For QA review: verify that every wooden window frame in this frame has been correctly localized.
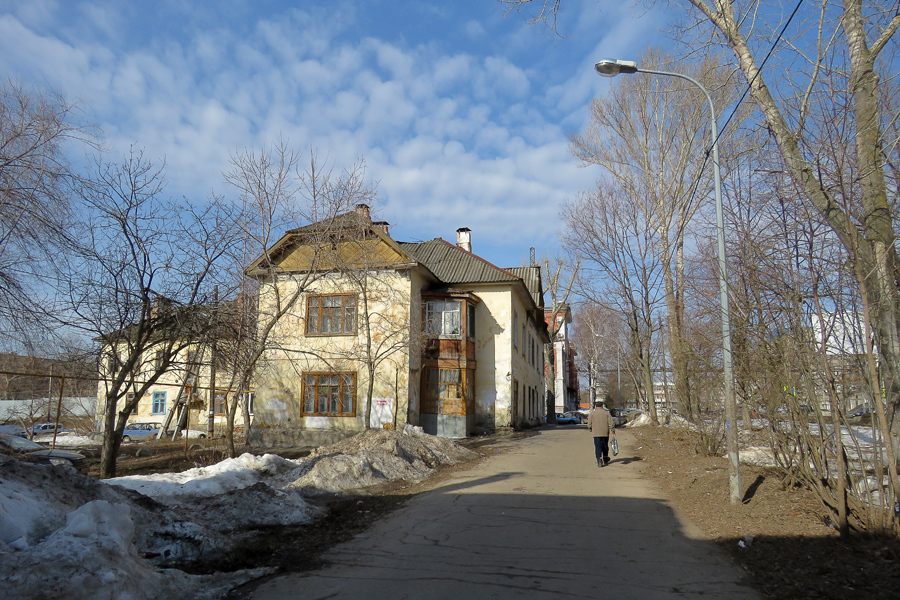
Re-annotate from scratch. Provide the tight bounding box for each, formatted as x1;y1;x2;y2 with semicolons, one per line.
213;390;227;415
302;372;357;416
422;368;464;414
425;299;462;338
305;294;358;336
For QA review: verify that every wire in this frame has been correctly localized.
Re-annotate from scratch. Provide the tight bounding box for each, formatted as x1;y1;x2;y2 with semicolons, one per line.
677;0;806;233
715;0;806;147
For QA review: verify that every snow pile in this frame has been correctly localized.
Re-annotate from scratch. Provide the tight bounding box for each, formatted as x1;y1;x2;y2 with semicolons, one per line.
1;427;477;600
33;433;96;448
2;499;257;600
627;412;654;428
288;425;478;494
739;446;778;467
109;452;306;497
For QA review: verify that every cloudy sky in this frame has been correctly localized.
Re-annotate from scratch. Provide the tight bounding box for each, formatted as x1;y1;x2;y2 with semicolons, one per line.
0;0;669;268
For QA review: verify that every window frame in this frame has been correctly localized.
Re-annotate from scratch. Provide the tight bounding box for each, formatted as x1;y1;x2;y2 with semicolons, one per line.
301;372;357;417
425;299;462;338
305;293;358;336
151;391;167;415
213;390;227;415
422;367;465;414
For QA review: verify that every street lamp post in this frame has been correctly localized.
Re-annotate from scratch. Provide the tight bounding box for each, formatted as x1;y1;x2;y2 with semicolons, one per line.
593;58;742;504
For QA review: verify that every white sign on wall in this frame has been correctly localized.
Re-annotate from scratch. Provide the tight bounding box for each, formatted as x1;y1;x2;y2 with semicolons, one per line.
369;397;394;429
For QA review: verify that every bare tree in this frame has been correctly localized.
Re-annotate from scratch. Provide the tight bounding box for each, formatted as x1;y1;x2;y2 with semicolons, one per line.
563;181;664;422
569;49;741;421
213;147;371;456
0;81;95;349
55;150;236;478
541;255;578;418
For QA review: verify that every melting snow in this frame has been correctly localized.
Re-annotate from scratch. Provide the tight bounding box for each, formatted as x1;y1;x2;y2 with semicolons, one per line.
1;424;477;600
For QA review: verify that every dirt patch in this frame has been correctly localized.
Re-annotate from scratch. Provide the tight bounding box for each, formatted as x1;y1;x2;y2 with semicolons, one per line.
630;426;900;600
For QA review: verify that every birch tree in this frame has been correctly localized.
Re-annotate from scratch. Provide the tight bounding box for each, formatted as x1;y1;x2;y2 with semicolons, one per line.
569;49;740;421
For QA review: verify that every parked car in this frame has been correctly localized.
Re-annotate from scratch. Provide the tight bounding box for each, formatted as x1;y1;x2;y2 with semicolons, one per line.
121;422;164;442
0;424;27;437
555;413;580;425
563;411;586;424
608;408;629;427
847;405;875;420
27;422;69;437
0;434;85;466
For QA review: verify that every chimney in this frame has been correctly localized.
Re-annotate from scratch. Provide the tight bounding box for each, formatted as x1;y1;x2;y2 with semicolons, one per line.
355;204;371;222
373;221;390;235
456;227;472;253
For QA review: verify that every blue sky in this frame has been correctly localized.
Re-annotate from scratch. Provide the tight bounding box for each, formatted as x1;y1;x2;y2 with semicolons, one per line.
0;0;668;268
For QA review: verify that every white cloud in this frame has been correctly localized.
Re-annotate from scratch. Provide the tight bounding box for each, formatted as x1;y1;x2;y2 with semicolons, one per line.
0;0;667;265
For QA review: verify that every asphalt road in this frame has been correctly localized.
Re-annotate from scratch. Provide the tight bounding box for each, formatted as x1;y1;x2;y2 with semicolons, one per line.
246;426;761;599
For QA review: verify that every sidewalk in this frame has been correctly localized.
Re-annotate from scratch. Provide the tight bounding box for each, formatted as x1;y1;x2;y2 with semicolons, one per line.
245;427;762;599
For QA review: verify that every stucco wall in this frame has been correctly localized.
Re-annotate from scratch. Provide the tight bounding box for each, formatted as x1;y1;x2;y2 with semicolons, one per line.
252;269;414;437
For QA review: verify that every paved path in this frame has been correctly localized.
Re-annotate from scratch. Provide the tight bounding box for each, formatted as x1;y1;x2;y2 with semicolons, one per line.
247;427;761;599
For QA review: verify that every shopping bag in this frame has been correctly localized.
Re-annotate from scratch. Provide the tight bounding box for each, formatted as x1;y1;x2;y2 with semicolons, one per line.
610;437;619;456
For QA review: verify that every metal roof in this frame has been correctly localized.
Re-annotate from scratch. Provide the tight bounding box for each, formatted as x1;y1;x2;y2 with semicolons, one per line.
398;239;520;285
506;267;544;308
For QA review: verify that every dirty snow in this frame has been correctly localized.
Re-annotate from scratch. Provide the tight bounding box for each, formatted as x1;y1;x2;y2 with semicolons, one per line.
1;424;476;600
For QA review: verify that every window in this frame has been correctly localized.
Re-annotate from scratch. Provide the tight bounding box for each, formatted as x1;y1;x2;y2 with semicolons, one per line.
151;391;166;415
306;294;357;335
425;300;461;337
154;350;164;370
521;323;526;355
423;368;463;414
513;313;519;347
214;390;227;415
244;391;255;415
467;303;476;340
302;373;356;416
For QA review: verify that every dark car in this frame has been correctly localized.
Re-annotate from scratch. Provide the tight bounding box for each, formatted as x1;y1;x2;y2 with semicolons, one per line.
847;405;875;421
555;413;580;425
0;424;27;437
0;434;85;466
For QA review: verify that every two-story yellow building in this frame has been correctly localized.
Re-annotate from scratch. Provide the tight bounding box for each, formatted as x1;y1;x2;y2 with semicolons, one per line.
248;204;549;445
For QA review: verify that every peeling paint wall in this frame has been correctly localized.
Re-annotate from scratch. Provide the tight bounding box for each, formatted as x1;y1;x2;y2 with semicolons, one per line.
252;269;414;435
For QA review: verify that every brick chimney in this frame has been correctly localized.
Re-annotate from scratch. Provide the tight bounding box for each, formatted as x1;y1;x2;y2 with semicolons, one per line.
373;221;390;235
355;204;371;222
456;227;472;253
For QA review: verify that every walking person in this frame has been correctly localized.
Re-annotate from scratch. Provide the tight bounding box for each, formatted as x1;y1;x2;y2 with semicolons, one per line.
588;400;616;467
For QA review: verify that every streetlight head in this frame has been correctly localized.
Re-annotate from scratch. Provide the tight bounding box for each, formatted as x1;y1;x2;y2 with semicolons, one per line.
594;59;638;77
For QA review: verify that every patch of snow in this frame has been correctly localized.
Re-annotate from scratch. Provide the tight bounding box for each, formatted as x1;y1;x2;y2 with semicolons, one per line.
626;413;654;428
33;434;96;448
739;446;778;467
108;452;305;498
1;500;264;600
0;427;478;599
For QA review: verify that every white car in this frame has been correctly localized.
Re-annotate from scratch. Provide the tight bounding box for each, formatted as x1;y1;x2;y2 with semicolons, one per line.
28;423;70;437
